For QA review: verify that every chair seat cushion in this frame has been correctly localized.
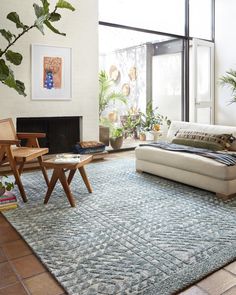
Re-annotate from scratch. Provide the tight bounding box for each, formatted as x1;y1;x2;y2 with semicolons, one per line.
135;146;236;181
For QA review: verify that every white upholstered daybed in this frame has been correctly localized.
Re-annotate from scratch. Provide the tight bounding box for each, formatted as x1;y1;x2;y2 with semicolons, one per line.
135;121;236;198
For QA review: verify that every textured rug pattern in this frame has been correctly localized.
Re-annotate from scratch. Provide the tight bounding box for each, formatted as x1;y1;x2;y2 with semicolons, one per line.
3;159;236;295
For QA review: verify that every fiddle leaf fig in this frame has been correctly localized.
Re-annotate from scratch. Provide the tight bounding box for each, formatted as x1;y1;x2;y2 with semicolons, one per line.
49;12;61;22
4;68;26;96
33;3;45;18
7;12;28;30
5;50;23;65
56;0;75;11
44;20;65;35
0;29;13;43
1;0;75;96
40;0;50;13
0;59;9;80
34;14;49;35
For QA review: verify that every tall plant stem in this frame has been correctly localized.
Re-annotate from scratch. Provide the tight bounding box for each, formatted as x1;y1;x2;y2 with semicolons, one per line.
0;24;36;57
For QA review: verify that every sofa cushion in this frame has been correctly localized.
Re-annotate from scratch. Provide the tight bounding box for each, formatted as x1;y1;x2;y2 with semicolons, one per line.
172;130;233;151
135;146;236;181
167;121;236;151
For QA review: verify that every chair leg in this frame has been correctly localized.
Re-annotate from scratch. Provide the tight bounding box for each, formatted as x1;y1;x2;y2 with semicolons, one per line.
7;157;27;203
18;160;25;176
38;156;50;186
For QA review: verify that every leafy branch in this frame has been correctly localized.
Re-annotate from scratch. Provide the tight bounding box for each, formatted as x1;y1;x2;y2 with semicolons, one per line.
0;0;75;96
219;69;236;104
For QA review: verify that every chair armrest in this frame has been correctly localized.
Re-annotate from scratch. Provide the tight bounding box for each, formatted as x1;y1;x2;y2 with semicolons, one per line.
17;132;46;139
0;139;20;145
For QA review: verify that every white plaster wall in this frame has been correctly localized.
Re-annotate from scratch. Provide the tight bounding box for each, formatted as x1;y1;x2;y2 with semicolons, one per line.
0;0;99;140
215;0;236;126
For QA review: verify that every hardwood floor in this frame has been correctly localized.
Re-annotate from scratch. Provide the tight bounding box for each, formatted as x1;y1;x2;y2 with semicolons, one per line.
0;151;236;295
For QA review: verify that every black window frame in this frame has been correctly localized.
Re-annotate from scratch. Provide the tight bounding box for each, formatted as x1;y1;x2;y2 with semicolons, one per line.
99;0;215;121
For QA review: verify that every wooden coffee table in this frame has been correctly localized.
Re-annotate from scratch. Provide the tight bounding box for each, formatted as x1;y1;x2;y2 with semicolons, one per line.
42;155;93;207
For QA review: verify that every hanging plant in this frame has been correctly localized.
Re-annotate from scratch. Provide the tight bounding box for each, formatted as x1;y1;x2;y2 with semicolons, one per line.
0;0;75;96
219;69;236;104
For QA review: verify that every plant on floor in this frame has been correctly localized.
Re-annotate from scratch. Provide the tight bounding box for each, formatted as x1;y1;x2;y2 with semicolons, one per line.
139;102;171;132
0;0;75;96
109;127;124;150
0;175;14;196
110;127;124;138
99;70;127;118
219;69;236;104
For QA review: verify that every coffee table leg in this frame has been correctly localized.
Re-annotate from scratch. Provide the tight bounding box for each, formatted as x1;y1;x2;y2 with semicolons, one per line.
59;169;76;207
44;169;59;204
68;169;76;185
78;166;93;193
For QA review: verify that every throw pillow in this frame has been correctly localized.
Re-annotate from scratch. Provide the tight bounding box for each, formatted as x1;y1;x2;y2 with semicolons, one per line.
172;130;235;151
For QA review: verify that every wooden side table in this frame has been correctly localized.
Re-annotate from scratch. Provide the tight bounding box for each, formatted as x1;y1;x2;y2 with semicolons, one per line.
42;155;93;207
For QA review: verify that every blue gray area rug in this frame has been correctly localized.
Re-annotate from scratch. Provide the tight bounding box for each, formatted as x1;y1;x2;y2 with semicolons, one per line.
3;159;236;295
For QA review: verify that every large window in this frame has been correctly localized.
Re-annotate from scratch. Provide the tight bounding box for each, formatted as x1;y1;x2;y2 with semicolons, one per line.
99;0;215;132
99;0;185;36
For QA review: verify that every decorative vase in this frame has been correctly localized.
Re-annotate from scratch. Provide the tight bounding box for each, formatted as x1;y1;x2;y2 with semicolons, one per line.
110;136;123;150
44;71;54;89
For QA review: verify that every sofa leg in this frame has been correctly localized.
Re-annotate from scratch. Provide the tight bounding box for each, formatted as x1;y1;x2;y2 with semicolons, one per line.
216;192;236;200
136;169;143;173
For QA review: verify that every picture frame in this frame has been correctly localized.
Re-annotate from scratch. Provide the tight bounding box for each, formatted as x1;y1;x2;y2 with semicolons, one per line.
31;44;72;100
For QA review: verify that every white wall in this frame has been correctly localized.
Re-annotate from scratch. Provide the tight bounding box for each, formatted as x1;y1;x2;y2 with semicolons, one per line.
0;0;99;140
215;0;236;126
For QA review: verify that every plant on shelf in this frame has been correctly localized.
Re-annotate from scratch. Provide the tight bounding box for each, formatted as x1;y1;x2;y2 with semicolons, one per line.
109;126;124;150
219;69;236;104
0;0;75;96
0;175;14;196
99;70;127;118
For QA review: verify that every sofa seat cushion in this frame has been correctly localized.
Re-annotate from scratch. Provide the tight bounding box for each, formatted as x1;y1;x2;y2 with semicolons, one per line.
135;146;236;181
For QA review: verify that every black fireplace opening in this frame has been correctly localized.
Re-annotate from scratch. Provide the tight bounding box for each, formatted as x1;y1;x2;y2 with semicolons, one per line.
17;116;82;154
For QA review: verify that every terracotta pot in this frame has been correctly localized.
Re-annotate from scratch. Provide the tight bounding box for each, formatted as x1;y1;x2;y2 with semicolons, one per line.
139;133;146;141
110;136;123;150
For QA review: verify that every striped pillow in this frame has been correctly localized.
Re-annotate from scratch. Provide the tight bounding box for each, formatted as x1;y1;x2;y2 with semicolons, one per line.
172;130;235;151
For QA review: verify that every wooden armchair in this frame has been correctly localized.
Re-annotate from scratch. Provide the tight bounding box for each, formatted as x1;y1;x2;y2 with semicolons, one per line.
0;118;49;202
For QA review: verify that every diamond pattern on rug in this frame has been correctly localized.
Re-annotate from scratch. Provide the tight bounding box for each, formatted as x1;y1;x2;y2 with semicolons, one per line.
3;159;236;295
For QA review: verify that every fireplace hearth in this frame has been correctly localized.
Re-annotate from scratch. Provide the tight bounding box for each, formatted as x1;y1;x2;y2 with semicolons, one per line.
17;116;82;154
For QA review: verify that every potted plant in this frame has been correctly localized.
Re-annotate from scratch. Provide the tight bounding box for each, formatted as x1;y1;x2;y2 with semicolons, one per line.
219;69;236;103
109;127;124;150
99;70;127;145
0;175;14;196
139;103;171;139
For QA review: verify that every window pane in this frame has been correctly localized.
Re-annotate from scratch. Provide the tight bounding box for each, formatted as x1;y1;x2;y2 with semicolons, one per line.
196;108;211;124
99;0;185;36
152;52;182;122
99;26;172;118
189;0;212;40
197;45;211;102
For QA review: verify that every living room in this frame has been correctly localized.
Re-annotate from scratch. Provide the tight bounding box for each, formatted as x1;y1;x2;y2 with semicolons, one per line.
1;0;236;295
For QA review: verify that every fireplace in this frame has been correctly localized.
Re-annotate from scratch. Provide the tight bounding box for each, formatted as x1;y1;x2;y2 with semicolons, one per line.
16;116;82;154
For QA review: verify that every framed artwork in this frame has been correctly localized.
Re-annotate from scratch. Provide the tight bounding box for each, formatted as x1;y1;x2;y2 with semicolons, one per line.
31;44;72;100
